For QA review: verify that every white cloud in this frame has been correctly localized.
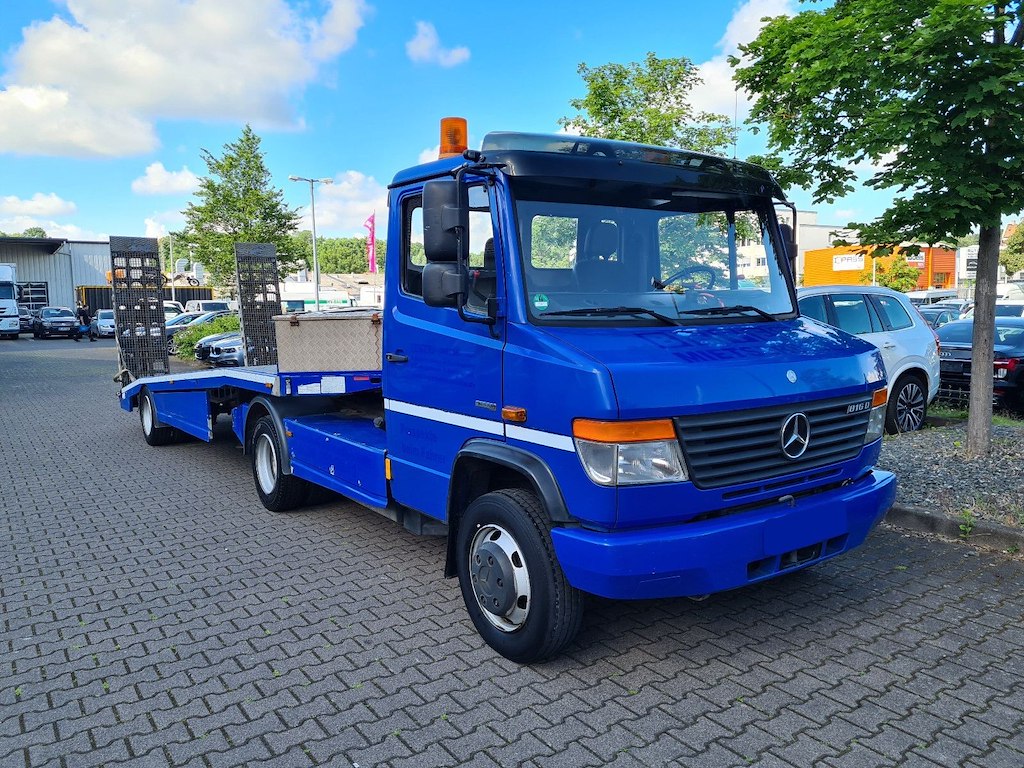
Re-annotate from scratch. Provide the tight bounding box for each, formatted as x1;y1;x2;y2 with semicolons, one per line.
0;192;76;217
406;22;469;67
690;0;795;120
417;145;440;164
131;162;199;195
142;209;187;238
303;170;388;236
0;212;105;240
0;0;366;158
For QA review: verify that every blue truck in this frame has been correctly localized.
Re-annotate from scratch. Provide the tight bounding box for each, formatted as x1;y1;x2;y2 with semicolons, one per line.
120;124;897;662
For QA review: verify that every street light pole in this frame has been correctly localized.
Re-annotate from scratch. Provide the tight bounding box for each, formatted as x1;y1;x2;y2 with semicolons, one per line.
288;175;334;310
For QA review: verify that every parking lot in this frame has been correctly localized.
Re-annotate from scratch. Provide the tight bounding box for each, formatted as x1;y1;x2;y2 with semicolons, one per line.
2;338;1024;768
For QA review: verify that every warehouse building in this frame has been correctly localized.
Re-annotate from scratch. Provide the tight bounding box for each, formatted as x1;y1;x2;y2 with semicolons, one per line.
0;237;111;310
801;244;957;289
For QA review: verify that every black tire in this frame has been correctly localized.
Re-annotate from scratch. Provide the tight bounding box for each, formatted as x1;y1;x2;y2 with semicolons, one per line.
456;489;584;663
886;373;927;434
251;416;310;512
139;389;178;446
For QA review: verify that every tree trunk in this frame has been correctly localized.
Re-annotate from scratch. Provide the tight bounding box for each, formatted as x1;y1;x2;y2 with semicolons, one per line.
965;225;1000;456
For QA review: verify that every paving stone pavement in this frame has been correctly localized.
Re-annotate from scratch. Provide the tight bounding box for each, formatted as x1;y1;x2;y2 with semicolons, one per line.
2;337;1024;768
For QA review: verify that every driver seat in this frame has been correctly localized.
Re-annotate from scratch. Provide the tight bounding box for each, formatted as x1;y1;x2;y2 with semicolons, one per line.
574;222;621;291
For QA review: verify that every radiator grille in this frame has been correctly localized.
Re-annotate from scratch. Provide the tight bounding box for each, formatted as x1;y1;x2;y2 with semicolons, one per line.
675;394;872;490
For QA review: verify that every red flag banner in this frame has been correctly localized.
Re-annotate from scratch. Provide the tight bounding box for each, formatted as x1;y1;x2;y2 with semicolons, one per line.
363;213;377;274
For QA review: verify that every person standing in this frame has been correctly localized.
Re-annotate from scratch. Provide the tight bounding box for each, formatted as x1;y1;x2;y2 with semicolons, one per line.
74;302;96;342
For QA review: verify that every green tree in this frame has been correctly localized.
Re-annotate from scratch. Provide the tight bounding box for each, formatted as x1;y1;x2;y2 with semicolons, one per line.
288;233;388;274
21;226;48;238
559;52;735;155
1003;225;1024;278
863;254;922;293
179;125;303;292
733;0;1024;456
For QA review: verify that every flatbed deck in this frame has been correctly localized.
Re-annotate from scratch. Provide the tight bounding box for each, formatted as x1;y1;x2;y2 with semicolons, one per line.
119;365;383;441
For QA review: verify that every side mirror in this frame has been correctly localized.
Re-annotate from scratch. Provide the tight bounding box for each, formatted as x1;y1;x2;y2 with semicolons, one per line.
422;261;466;307
423;179;465;262
779;223;797;277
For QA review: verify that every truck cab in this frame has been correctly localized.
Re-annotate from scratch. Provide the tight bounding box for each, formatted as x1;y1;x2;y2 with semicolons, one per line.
377;129;894;659
0;263;20;339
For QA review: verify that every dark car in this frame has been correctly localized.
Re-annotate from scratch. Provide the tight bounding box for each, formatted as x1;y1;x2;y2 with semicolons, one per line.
165;310;231;353
18;305;32;333
32;306;78;338
936;317;1024;413
917;306;958;329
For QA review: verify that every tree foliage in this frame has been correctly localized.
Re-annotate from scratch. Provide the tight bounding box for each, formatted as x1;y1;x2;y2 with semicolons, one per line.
178;125;303;291
1003;225;1024;277
0;227;49;238
863;255;922;293
287;232;387;274
559;52;736;155
733;0;1024;456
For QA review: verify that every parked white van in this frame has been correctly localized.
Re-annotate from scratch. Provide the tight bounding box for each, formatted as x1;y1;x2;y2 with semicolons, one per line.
906;289;958;306
184;300;231;313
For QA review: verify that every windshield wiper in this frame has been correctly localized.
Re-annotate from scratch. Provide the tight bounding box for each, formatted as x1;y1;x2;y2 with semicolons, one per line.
540;306;681;326
680;304;778;321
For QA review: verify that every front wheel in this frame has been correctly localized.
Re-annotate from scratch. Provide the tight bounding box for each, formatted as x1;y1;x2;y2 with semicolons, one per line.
886;373;927;434
456;489;583;663
251;416;310;512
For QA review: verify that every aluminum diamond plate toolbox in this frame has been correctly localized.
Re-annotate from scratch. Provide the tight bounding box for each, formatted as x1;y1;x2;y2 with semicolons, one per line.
274;309;383;372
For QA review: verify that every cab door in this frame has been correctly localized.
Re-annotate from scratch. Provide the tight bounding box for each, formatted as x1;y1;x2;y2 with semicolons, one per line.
383;184;505;521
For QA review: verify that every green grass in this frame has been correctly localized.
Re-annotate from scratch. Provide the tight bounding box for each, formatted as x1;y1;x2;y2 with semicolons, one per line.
929;403;1024;427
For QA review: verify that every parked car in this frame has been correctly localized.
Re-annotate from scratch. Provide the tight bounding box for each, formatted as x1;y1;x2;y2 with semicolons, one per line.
18;305;32;333
929;298;973;318
798;285;940;433
32;306;78;338
194;329;240;363
936;317;1024;413
917;305;959;329
164;300;185;315
93;308;116;338
994;300;1024;318
167;310;234;354
208;333;246;367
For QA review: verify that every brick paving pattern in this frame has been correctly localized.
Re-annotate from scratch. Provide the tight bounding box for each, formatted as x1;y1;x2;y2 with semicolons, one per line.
2;337;1024;768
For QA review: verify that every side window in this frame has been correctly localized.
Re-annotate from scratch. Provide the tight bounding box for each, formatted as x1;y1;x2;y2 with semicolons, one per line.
830;294;878;336
798;295;829;324
530;215;578;269
869;294;913;331
466;185;497;315
401;195;425;297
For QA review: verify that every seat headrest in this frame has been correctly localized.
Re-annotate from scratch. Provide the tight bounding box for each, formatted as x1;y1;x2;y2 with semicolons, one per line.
584;222;618;260
483;238;495;269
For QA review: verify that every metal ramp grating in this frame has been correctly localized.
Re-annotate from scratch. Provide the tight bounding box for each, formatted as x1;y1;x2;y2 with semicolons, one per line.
234;243;281;367
110;236;169;379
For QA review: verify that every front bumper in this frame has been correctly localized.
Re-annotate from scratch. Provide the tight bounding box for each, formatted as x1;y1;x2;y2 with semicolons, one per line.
551;469;896;600
0;317;19;332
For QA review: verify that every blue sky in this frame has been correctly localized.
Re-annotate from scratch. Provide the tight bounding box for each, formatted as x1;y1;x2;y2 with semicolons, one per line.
0;0;886;242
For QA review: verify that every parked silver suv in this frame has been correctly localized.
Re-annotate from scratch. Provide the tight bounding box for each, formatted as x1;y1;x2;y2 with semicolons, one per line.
797;285;941;433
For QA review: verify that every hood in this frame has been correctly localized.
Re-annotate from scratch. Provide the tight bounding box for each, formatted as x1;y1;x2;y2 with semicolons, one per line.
537;318;886;419
197;331;239;346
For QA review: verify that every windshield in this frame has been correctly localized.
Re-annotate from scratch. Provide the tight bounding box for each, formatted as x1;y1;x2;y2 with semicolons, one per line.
43;308;73;318
0;285;14;301
511;179;794;325
98;310;114;319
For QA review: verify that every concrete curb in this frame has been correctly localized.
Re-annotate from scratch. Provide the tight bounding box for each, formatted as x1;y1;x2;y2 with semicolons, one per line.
885;503;1023;551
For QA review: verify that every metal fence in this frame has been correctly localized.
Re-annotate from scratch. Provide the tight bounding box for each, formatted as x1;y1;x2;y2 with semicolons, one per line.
110;236;169;380
234;243;281;367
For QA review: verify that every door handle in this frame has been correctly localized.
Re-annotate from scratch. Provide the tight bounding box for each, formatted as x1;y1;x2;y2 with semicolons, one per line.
882;342;897;349
385;352;409;363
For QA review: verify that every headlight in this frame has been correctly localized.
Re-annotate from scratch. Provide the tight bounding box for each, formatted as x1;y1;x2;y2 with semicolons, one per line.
864;387;888;444
573;419;688;486
221;346;240;353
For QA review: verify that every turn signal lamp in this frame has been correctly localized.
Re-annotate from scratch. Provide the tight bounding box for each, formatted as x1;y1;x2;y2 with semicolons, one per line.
865;387;888;444
572;418;687;486
439;117;468;158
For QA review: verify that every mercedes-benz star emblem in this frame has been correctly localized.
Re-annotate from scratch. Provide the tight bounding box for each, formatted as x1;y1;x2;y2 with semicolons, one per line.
780;412;811;459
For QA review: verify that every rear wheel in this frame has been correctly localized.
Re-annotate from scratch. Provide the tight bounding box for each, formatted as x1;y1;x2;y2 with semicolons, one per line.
456;489;583;663
886;373;927;434
139;389;178;446
251;416;310;512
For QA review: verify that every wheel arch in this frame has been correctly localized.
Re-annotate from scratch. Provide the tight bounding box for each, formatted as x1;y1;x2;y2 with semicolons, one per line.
242;394;341;475
443;439;574;578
